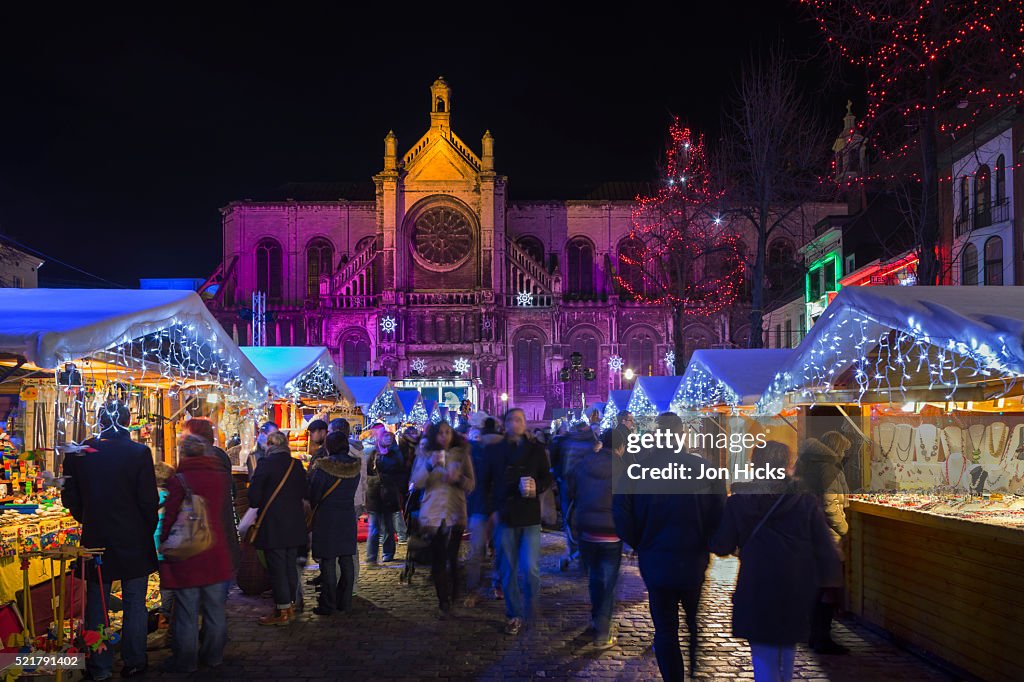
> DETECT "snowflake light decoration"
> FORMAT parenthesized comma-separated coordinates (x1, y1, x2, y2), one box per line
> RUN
(516, 291, 533, 307)
(453, 357, 471, 375)
(482, 316, 493, 331)
(664, 350, 676, 373)
(380, 315, 398, 334)
(607, 355, 624, 372)
(410, 358, 427, 374)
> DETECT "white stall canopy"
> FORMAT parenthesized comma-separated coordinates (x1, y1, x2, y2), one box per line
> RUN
(675, 349, 793, 411)
(758, 286, 1024, 412)
(240, 346, 341, 399)
(0, 289, 267, 401)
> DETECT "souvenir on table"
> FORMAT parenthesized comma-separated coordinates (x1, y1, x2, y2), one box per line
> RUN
(0, 526, 18, 558)
(38, 518, 60, 551)
(17, 523, 40, 555)
(59, 517, 80, 546)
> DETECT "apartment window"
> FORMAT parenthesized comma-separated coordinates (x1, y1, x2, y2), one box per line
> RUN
(975, 165, 991, 228)
(962, 243, 979, 286)
(984, 236, 1003, 286)
(996, 154, 1006, 205)
(784, 318, 793, 349)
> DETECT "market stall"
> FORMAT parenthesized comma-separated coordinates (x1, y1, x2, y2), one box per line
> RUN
(757, 286, 1024, 681)
(600, 389, 634, 430)
(625, 376, 681, 431)
(673, 349, 797, 473)
(394, 389, 428, 426)
(240, 346, 351, 453)
(341, 376, 395, 428)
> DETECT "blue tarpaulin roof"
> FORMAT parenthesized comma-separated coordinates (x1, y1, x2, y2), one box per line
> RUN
(341, 376, 391, 407)
(628, 376, 683, 414)
(240, 346, 338, 396)
(679, 349, 793, 408)
(395, 390, 422, 415)
(607, 390, 633, 413)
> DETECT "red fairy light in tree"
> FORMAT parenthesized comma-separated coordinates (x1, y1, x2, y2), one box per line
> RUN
(615, 120, 742, 317)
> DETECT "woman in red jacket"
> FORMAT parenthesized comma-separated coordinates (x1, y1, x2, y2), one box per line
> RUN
(159, 435, 234, 673)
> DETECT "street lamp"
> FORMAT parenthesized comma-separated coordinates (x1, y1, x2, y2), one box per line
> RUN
(500, 392, 508, 403)
(624, 368, 635, 381)
(559, 352, 596, 417)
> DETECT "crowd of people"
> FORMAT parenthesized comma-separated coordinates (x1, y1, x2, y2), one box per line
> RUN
(61, 401, 852, 682)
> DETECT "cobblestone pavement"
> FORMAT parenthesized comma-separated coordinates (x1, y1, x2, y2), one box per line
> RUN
(128, 532, 955, 681)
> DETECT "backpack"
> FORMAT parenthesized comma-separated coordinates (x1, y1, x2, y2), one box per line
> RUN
(159, 474, 214, 561)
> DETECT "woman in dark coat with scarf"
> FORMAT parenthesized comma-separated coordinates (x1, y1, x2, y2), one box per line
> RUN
(308, 431, 362, 616)
(711, 441, 842, 682)
(247, 431, 307, 625)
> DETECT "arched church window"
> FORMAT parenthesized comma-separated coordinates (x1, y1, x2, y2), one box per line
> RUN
(625, 330, 656, 376)
(518, 236, 545, 265)
(306, 238, 333, 298)
(256, 238, 283, 300)
(566, 238, 595, 296)
(342, 333, 371, 377)
(618, 237, 646, 300)
(514, 333, 544, 395)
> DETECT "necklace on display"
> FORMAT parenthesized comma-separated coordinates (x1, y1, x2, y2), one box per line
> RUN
(918, 426, 939, 461)
(942, 454, 966, 485)
(988, 423, 1010, 464)
(894, 426, 914, 463)
(878, 424, 898, 459)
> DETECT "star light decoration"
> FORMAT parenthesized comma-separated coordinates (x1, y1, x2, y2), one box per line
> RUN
(516, 291, 534, 307)
(453, 357, 471, 375)
(607, 355, 624, 373)
(663, 350, 676, 374)
(755, 312, 1020, 415)
(410, 358, 427, 374)
(380, 315, 398, 335)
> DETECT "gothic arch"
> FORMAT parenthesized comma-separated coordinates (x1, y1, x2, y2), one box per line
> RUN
(517, 235, 545, 265)
(511, 326, 548, 396)
(338, 327, 373, 377)
(565, 235, 596, 297)
(305, 236, 334, 298)
(255, 237, 283, 300)
(620, 324, 661, 376)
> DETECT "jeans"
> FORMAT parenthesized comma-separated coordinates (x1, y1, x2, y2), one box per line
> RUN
(264, 546, 299, 608)
(497, 523, 541, 620)
(394, 511, 408, 542)
(430, 524, 464, 609)
(647, 585, 703, 682)
(558, 479, 578, 560)
(366, 511, 396, 562)
(750, 642, 796, 682)
(465, 513, 495, 593)
(317, 555, 354, 613)
(86, 575, 148, 679)
(166, 582, 228, 672)
(579, 540, 622, 639)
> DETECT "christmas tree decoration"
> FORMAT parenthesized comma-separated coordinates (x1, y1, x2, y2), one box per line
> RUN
(626, 383, 657, 417)
(607, 355, 624, 373)
(453, 357, 471, 375)
(410, 358, 427, 374)
(366, 388, 398, 423)
(379, 316, 398, 334)
(614, 121, 743, 318)
(516, 291, 534, 307)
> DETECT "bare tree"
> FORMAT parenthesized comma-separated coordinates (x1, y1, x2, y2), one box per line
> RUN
(722, 49, 828, 348)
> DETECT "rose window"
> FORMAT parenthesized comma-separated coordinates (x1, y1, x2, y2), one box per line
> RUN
(412, 206, 473, 270)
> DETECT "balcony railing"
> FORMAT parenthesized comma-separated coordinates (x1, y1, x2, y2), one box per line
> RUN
(405, 291, 482, 306)
(319, 294, 380, 310)
(503, 292, 553, 308)
(954, 198, 1012, 238)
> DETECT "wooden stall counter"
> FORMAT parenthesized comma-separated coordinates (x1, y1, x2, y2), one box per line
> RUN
(846, 499, 1024, 682)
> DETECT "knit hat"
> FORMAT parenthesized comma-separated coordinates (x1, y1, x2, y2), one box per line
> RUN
(820, 431, 852, 459)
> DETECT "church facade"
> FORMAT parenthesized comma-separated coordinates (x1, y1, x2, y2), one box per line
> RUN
(204, 79, 770, 419)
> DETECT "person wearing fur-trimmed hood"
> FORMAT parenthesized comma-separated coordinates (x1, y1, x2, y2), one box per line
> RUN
(307, 432, 362, 616)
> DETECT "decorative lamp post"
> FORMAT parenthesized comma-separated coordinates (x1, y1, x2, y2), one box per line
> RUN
(559, 351, 596, 417)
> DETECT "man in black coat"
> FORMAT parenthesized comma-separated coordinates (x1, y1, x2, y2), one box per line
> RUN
(488, 408, 554, 636)
(62, 401, 158, 680)
(613, 412, 725, 680)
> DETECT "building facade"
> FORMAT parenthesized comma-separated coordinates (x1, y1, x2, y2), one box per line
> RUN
(0, 241, 42, 288)
(205, 79, 841, 419)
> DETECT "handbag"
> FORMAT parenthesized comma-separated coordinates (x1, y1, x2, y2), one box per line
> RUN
(242, 460, 295, 545)
(237, 507, 259, 538)
(305, 478, 342, 531)
(159, 474, 213, 561)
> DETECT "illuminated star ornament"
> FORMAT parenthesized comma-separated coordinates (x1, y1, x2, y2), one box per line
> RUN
(664, 350, 676, 373)
(607, 355, 624, 372)
(516, 291, 534, 307)
(380, 315, 398, 334)
(453, 357, 471, 375)
(410, 358, 427, 374)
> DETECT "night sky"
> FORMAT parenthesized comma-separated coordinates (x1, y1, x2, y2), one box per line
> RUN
(0, 3, 847, 287)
